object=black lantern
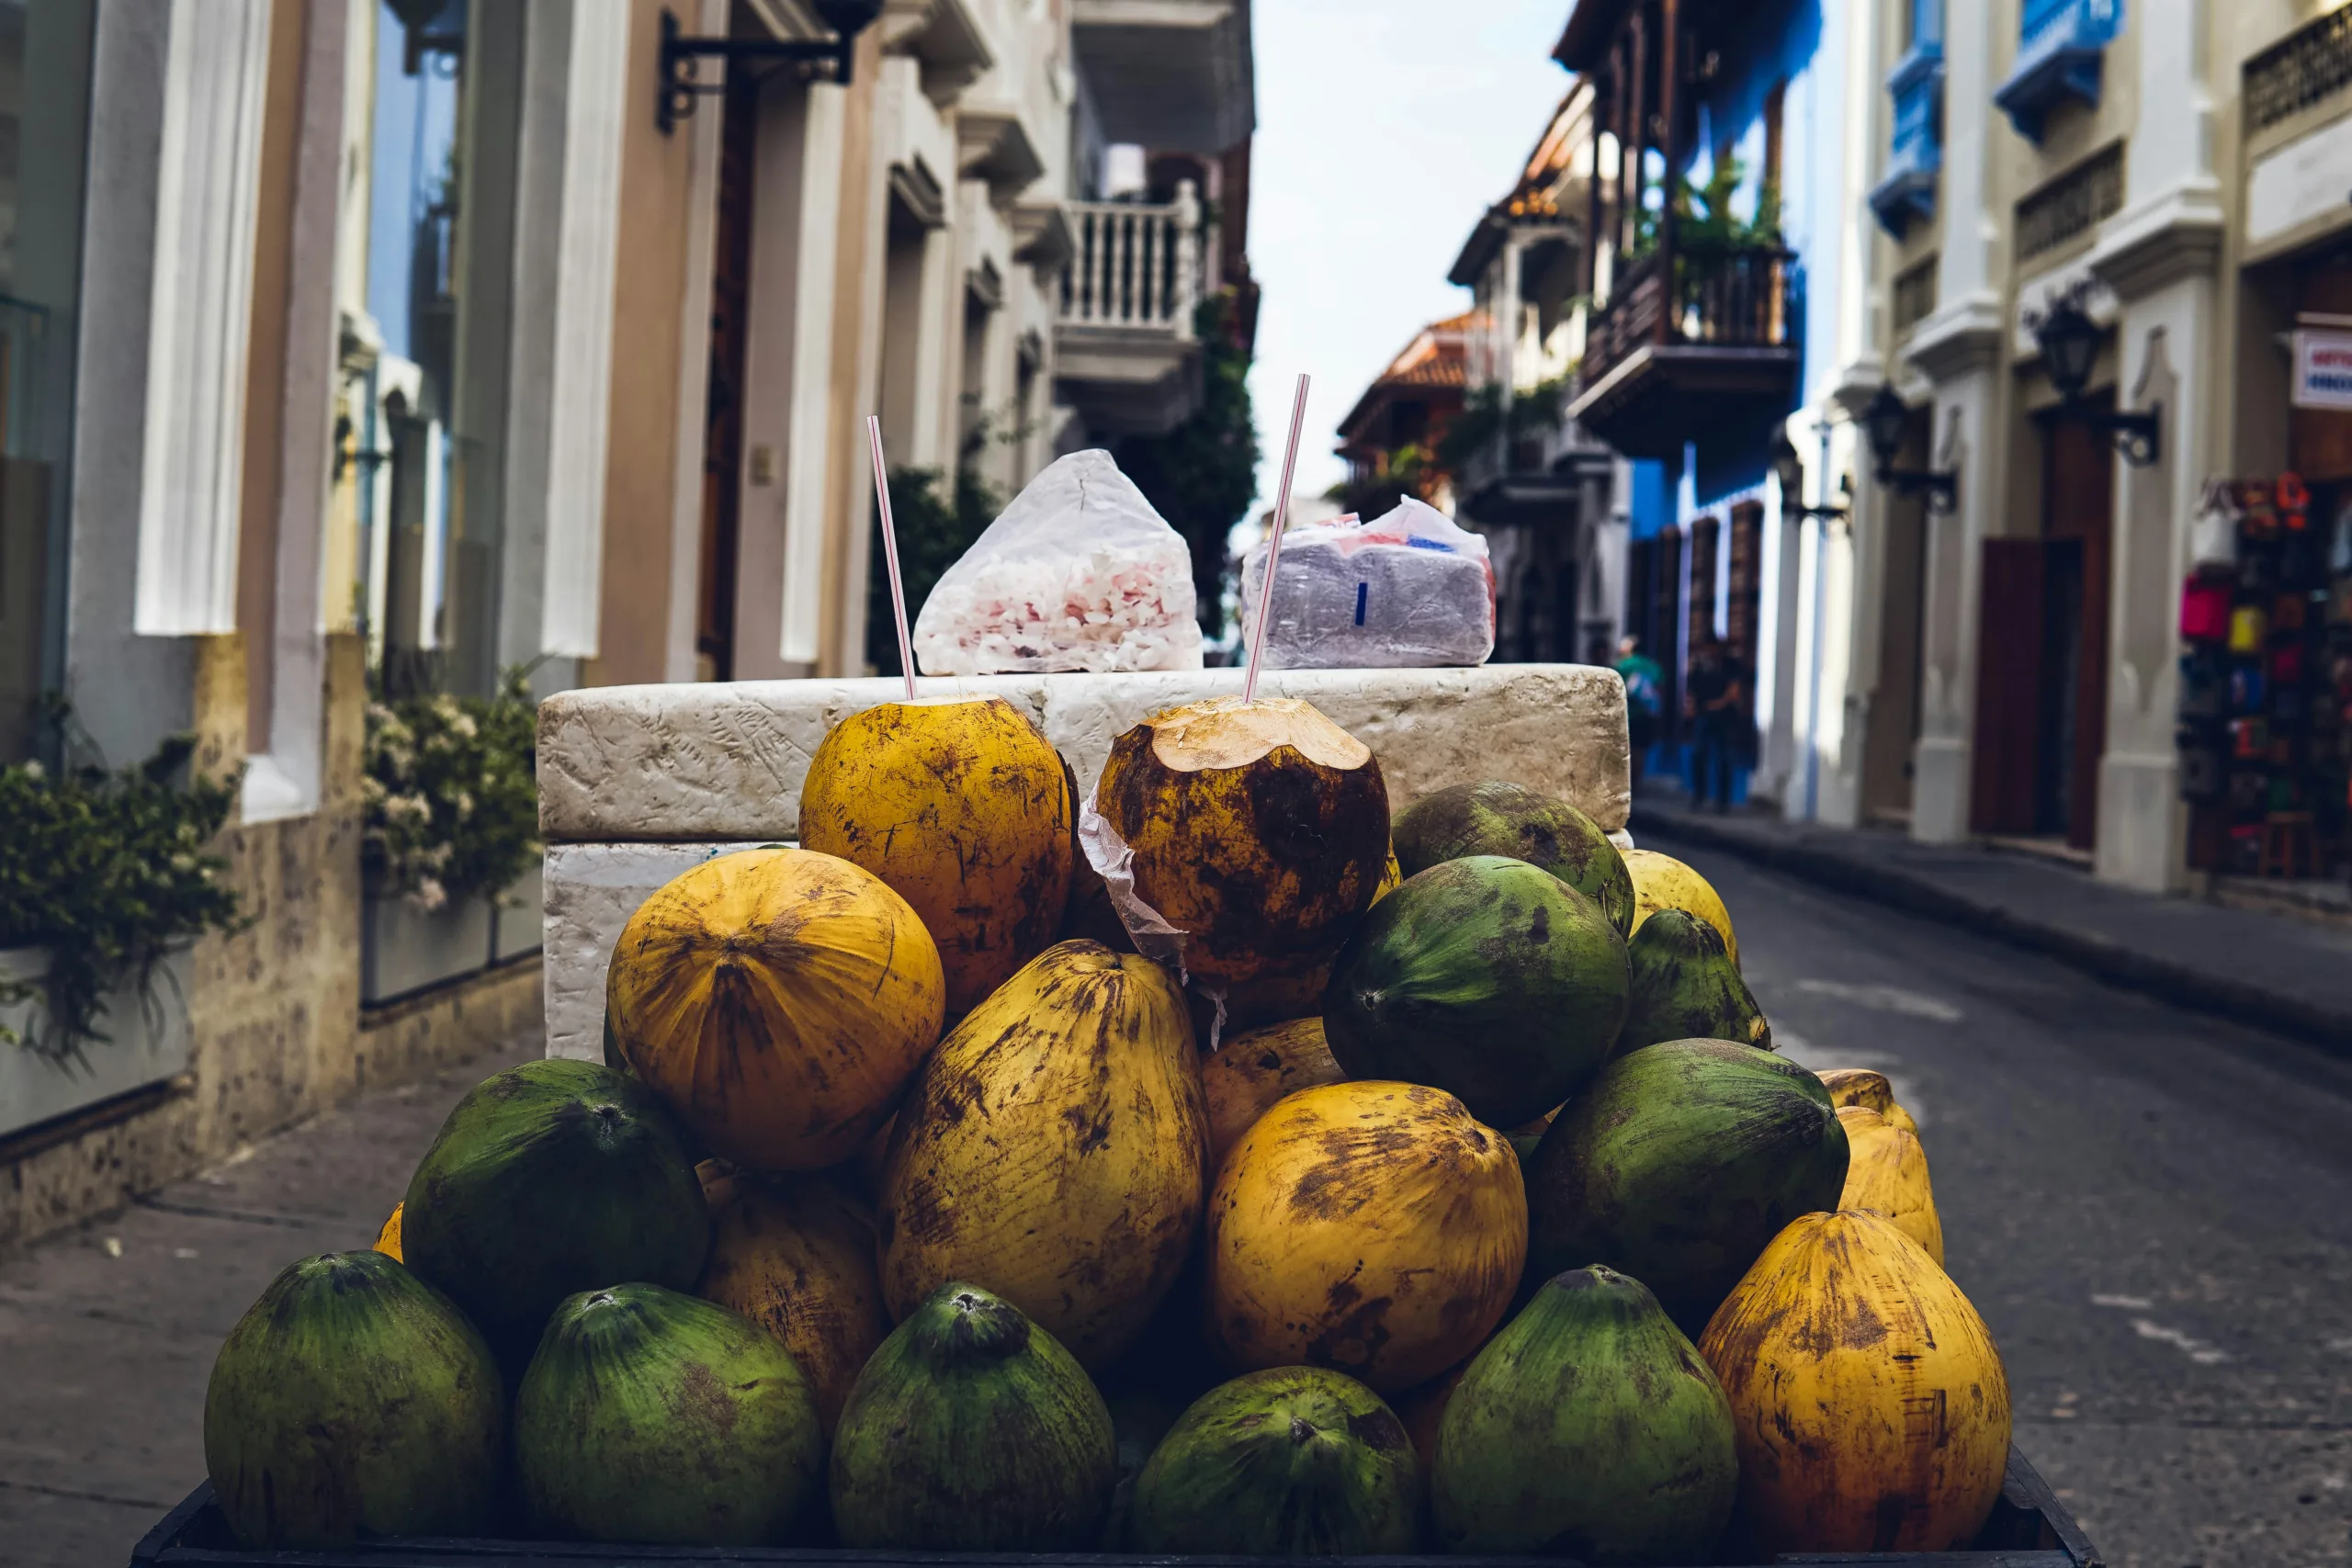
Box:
[2035,299,2103,400]
[1770,436,1850,522]
[1861,385,1958,509]
[2029,295,2162,466]
[658,3,885,133]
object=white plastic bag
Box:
[1238,496,1495,669]
[911,450,1204,675]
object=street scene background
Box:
[6,1,2352,1565]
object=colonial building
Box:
[1547,0,1871,807]
[1444,81,1624,666]
[0,0,1253,1248]
[1840,0,2352,898]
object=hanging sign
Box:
[2291,330,2352,409]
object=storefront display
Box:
[2177,474,2352,877]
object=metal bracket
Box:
[1874,465,1960,513]
[658,8,857,135]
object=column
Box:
[2084,0,2224,890]
[1902,0,2005,843]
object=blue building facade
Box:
[1569,0,1860,808]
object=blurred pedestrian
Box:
[1612,635,1664,788]
[1685,633,1747,812]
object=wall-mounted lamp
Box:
[658,2,885,134]
[1862,385,1959,509]
[2029,297,2161,467]
[1770,436,1851,522]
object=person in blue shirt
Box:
[1611,635,1665,787]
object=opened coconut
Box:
[1095,696,1387,987]
[605,847,944,1170]
[800,696,1073,1013]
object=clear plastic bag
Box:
[911,450,1204,675]
[1238,496,1495,669]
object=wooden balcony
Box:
[1568,246,1801,461]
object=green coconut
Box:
[401,1058,707,1364]
[1393,780,1636,935]
[1525,1039,1849,1331]
[831,1281,1117,1550]
[1620,908,1771,1055]
[203,1251,503,1548]
[1433,1267,1736,1563]
[1322,855,1629,1129]
[1129,1368,1419,1555]
[514,1283,823,1545]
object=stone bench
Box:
[537,665,1629,1059]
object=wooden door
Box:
[1971,538,2046,835]
[695,75,761,682]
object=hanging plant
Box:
[0,722,247,1066]
[362,669,541,912]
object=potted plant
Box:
[0,727,245,1135]
[359,670,541,1002]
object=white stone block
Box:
[538,664,1629,843]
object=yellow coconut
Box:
[1624,848,1738,966]
[1374,847,1404,904]
[1835,1106,1943,1264]
[877,940,1207,1368]
[696,1173,892,1434]
[1201,1018,1346,1168]
[1815,1066,1922,1140]
[606,847,944,1171]
[1095,697,1388,987]
[1699,1211,2010,1555]
[1207,1079,1525,1393]
[372,1203,403,1262]
[799,696,1074,1014]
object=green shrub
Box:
[0,734,246,1063]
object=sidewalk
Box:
[1633,792,2352,1052]
[0,1035,538,1568]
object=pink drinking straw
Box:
[866,415,918,701]
[1243,373,1312,705]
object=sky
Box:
[1245,0,1581,507]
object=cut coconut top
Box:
[1144,695,1373,773]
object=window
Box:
[339,1,527,699]
[1870,0,1945,235]
[0,1,95,761]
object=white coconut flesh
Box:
[1145,696,1373,773]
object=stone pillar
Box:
[1900,0,2005,845]
[2083,0,2225,891]
[1906,348,1999,843]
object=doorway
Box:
[1970,397,2113,848]
[694,71,761,682]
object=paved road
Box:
[0,1039,538,1568]
[1643,831,2352,1568]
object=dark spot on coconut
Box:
[1289,1416,1317,1445]
[1256,1051,1283,1072]
[1348,1407,1408,1451]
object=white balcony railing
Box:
[1058,181,1203,338]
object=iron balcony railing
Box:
[1580,245,1799,391]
